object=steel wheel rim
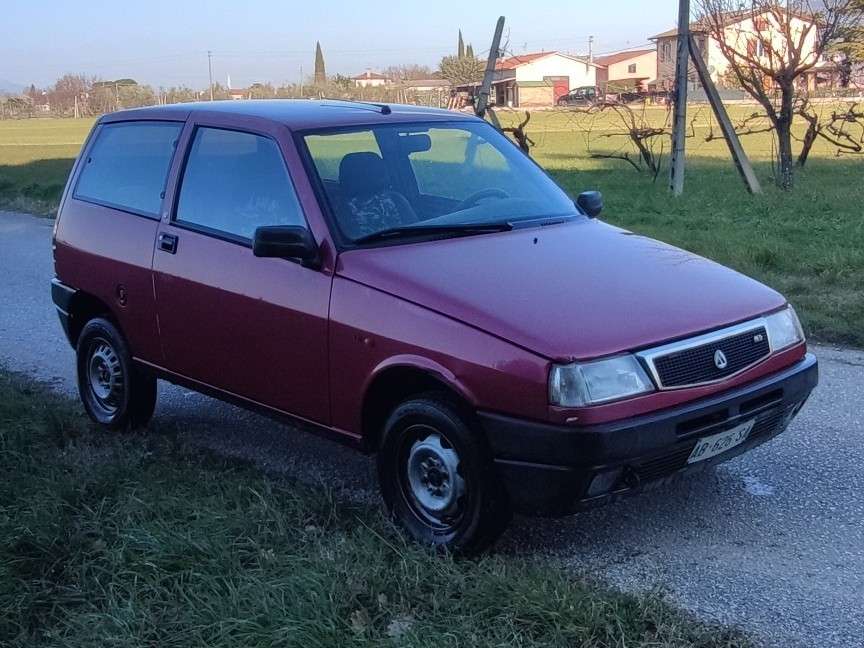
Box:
[399,424,467,532]
[86,339,124,414]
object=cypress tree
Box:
[466,43,474,59]
[314,41,326,85]
[458,30,465,58]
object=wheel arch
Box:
[65,290,116,347]
[361,356,478,452]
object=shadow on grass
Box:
[0,158,75,216]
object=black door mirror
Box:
[576,191,603,218]
[253,226,320,267]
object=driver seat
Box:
[337,152,418,238]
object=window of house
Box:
[661,41,672,62]
[175,127,305,240]
[75,121,181,217]
[628,63,637,74]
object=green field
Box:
[1,109,861,346]
[0,371,752,646]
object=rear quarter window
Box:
[74,121,182,217]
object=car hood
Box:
[336,219,786,361]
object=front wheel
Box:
[377,396,511,554]
[76,317,156,430]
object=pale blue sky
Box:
[2,0,677,88]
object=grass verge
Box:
[0,371,750,647]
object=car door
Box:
[151,118,331,423]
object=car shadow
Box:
[151,384,752,559]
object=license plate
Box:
[687,419,755,464]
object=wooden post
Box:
[475,15,505,125]
[669,0,690,195]
[688,36,761,194]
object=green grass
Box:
[0,371,750,647]
[0,110,861,346]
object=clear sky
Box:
[2,0,677,89]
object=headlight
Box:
[549,355,655,407]
[765,306,805,351]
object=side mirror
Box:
[253,226,320,267]
[577,191,603,218]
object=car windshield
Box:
[303,120,578,244]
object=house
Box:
[228,88,248,100]
[491,51,602,107]
[650,10,838,91]
[402,79,451,92]
[594,49,657,91]
[353,70,389,88]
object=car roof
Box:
[100,99,480,131]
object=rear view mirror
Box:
[577,191,603,218]
[399,133,432,153]
[253,226,320,267]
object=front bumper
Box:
[481,353,818,516]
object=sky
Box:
[2,0,676,89]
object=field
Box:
[0,107,862,346]
[0,371,752,646]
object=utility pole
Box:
[207,50,214,101]
[688,35,761,193]
[299,64,304,98]
[475,15,505,125]
[588,35,594,62]
[669,0,690,195]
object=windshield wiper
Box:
[353,221,513,245]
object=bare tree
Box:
[696,0,864,189]
[796,98,864,164]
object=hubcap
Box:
[87,341,123,413]
[406,431,466,520]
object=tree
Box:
[696,0,864,189]
[314,41,326,85]
[438,55,484,86]
[832,0,864,80]
[466,44,474,59]
[458,30,465,58]
[382,64,433,80]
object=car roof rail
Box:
[319,98,392,115]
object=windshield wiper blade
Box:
[354,221,513,244]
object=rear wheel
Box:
[76,318,156,430]
[377,395,511,554]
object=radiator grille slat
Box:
[651,326,770,388]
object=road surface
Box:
[2,210,862,647]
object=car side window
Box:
[175,127,305,240]
[75,121,181,217]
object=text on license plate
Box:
[687,419,755,464]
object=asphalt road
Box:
[2,210,862,648]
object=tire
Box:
[76,317,157,430]
[377,394,511,554]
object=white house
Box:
[491,51,602,107]
[594,49,657,91]
[352,70,389,88]
[651,10,839,90]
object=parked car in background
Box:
[557,86,649,107]
[51,100,817,553]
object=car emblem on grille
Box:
[714,349,729,369]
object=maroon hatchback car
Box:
[52,100,817,552]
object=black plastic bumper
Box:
[481,353,818,516]
[51,278,76,345]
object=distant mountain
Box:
[0,79,26,95]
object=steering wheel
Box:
[456,188,510,211]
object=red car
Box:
[52,101,817,553]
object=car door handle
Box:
[158,233,178,254]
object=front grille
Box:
[632,403,794,483]
[651,326,770,388]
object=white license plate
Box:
[687,419,755,464]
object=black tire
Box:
[76,317,157,430]
[377,394,511,554]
